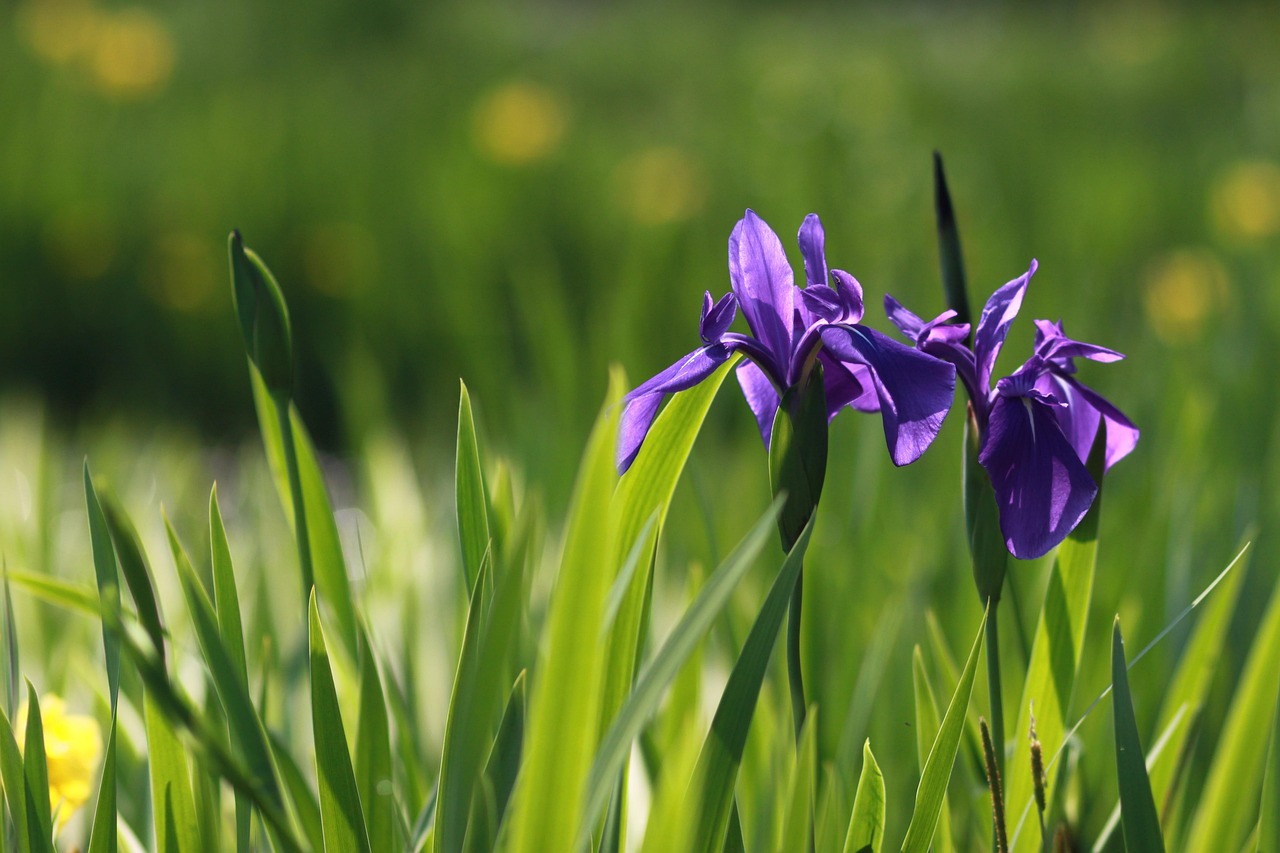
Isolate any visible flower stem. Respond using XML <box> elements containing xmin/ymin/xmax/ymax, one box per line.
<box><xmin>277</xmin><ymin>396</ymin><xmax>314</xmax><ymax>607</ymax></box>
<box><xmin>985</xmin><ymin>596</ymin><xmax>1005</xmax><ymax>809</ymax></box>
<box><xmin>787</xmin><ymin>568</ymin><xmax>806</xmax><ymax>743</ymax></box>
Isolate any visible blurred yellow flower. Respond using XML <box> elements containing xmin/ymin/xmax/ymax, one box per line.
<box><xmin>1210</xmin><ymin>160</ymin><xmax>1280</xmax><ymax>242</ymax></box>
<box><xmin>614</xmin><ymin>146</ymin><xmax>707</xmax><ymax>225</ymax></box>
<box><xmin>16</xmin><ymin>695</ymin><xmax>103</xmax><ymax>827</ymax></box>
<box><xmin>472</xmin><ymin>81</ymin><xmax>568</xmax><ymax>165</ymax></box>
<box><xmin>1142</xmin><ymin>248</ymin><xmax>1230</xmax><ymax>344</ymax></box>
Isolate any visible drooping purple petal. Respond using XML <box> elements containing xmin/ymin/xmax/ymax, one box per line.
<box><xmin>1033</xmin><ymin>319</ymin><xmax>1124</xmax><ymax>367</ymax></box>
<box><xmin>618</xmin><ymin>344</ymin><xmax>734</xmax><ymax>472</ymax></box>
<box><xmin>974</xmin><ymin>260</ymin><xmax>1036</xmax><ymax>390</ymax></box>
<box><xmin>1044</xmin><ymin>375</ymin><xmax>1140</xmax><ymax>470</ymax></box>
<box><xmin>820</xmin><ymin>324</ymin><xmax>956</xmax><ymax>466</ymax></box>
<box><xmin>801</xmin><ymin>285</ymin><xmax>845</xmax><ymax>323</ymax></box>
<box><xmin>818</xmin><ymin>353</ymin><xmax>875</xmax><ymax>417</ymax></box>
<box><xmin>798</xmin><ymin>214</ymin><xmax>827</xmax><ymax>288</ymax></box>
<box><xmin>700</xmin><ymin>291</ymin><xmax>737</xmax><ymax>343</ymax></box>
<box><xmin>883</xmin><ymin>294</ymin><xmax>927</xmax><ymax>341</ymax></box>
<box><xmin>979</xmin><ymin>393</ymin><xmax>1098</xmax><ymax>560</ymax></box>
<box><xmin>729</xmin><ymin>210</ymin><xmax>795</xmax><ymax>366</ymax></box>
<box><xmin>736</xmin><ymin>359</ymin><xmax>780</xmax><ymax>446</ymax></box>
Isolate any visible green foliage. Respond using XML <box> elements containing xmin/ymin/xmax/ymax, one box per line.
<box><xmin>1110</xmin><ymin>619</ymin><xmax>1165</xmax><ymax>853</ymax></box>
<box><xmin>845</xmin><ymin>740</ymin><xmax>885</xmax><ymax>853</ymax></box>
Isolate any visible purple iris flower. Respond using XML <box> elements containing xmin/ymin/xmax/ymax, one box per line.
<box><xmin>617</xmin><ymin>210</ymin><xmax>957</xmax><ymax>473</ymax></box>
<box><xmin>885</xmin><ymin>261</ymin><xmax>1139</xmax><ymax>559</ymax></box>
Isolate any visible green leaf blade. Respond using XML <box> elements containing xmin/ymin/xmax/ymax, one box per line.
<box><xmin>1111</xmin><ymin>619</ymin><xmax>1165</xmax><ymax>853</ymax></box>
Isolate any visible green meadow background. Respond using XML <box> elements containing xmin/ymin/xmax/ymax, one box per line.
<box><xmin>2</xmin><ymin>0</ymin><xmax>1279</xmax><ymax>847</ymax></box>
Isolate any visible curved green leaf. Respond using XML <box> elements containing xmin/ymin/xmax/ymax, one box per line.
<box><xmin>1111</xmin><ymin>619</ymin><xmax>1164</xmax><ymax>853</ymax></box>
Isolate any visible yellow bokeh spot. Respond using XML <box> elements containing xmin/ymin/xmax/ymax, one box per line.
<box><xmin>1142</xmin><ymin>248</ymin><xmax>1230</xmax><ymax>343</ymax></box>
<box><xmin>303</xmin><ymin>223</ymin><xmax>380</xmax><ymax>297</ymax></box>
<box><xmin>17</xmin><ymin>0</ymin><xmax>105</xmax><ymax>66</ymax></box>
<box><xmin>89</xmin><ymin>8</ymin><xmax>175</xmax><ymax>99</ymax></box>
<box><xmin>18</xmin><ymin>1</ymin><xmax>175</xmax><ymax>100</ymax></box>
<box><xmin>1210</xmin><ymin>160</ymin><xmax>1280</xmax><ymax>242</ymax></box>
<box><xmin>16</xmin><ymin>695</ymin><xmax>103</xmax><ymax>828</ymax></box>
<box><xmin>472</xmin><ymin>81</ymin><xmax>568</xmax><ymax>165</ymax></box>
<box><xmin>614</xmin><ymin>146</ymin><xmax>708</xmax><ymax>226</ymax></box>
<box><xmin>143</xmin><ymin>233</ymin><xmax>219</xmax><ymax>313</ymax></box>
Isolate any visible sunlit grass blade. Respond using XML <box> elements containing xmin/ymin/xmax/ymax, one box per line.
<box><xmin>1259</xmin><ymin>682</ymin><xmax>1280</xmax><ymax>853</ymax></box>
<box><xmin>355</xmin><ymin>628</ymin><xmax>396</xmax><ymax>853</ymax></box>
<box><xmin>308</xmin><ymin>592</ymin><xmax>372</xmax><ymax>853</ymax></box>
<box><xmin>270</xmin><ymin>731</ymin><xmax>326</xmax><ymax>851</ymax></box>
<box><xmin>250</xmin><ymin>366</ymin><xmax>358</xmax><ymax>659</ymax></box>
<box><xmin>456</xmin><ymin>380</ymin><xmax>491</xmax><ymax>598</ymax></box>
<box><xmin>814</xmin><ymin>765</ymin><xmax>847</xmax><ymax>853</ymax></box>
<box><xmin>1005</xmin><ymin>461</ymin><xmax>1103</xmax><ymax>853</ymax></box>
<box><xmin>165</xmin><ymin>518</ymin><xmax>287</xmax><ymax>832</ymax></box>
<box><xmin>778</xmin><ymin>707</ymin><xmax>818</xmax><ymax>853</ymax></box>
<box><xmin>505</xmin><ymin>372</ymin><xmax>622</xmax><ymax>853</ymax></box>
<box><xmin>84</xmin><ymin>465</ymin><xmax>121</xmax><ymax>709</ymax></box>
<box><xmin>1111</xmin><ymin>619</ymin><xmax>1165</xmax><ymax>853</ymax></box>
<box><xmin>902</xmin><ymin>608</ymin><xmax>986</xmax><ymax>853</ymax></box>
<box><xmin>3</xmin><ymin>572</ymin><xmax>100</xmax><ymax>618</ymax></box>
<box><xmin>1183</xmin><ymin>572</ymin><xmax>1280</xmax><ymax>851</ymax></box>
<box><xmin>100</xmin><ymin>496</ymin><xmax>166</xmax><ymax>660</ymax></box>
<box><xmin>1091</xmin><ymin>702</ymin><xmax>1188</xmax><ymax>851</ymax></box>
<box><xmin>581</xmin><ymin>497</ymin><xmax>782</xmax><ymax>840</ymax></box>
<box><xmin>638</xmin><ymin>722</ymin><xmax>703</xmax><ymax>853</ymax></box>
<box><xmin>144</xmin><ymin>691</ymin><xmax>203</xmax><ymax>852</ymax></box>
<box><xmin>844</xmin><ymin>739</ymin><xmax>885</xmax><ymax>853</ymax></box>
<box><xmin>912</xmin><ymin>648</ymin><xmax>952</xmax><ymax>853</ymax></box>
<box><xmin>1146</xmin><ymin>542</ymin><xmax>1250</xmax><ymax>815</ymax></box>
<box><xmin>22</xmin><ymin>683</ymin><xmax>54</xmax><ymax>853</ymax></box>
<box><xmin>0</xmin><ymin>702</ymin><xmax>32</xmax><ymax>853</ymax></box>
<box><xmin>86</xmin><ymin>715</ymin><xmax>117</xmax><ymax>853</ymax></box>
<box><xmin>689</xmin><ymin>517</ymin><xmax>814</xmax><ymax>853</ymax></box>
<box><xmin>480</xmin><ymin>670</ymin><xmax>525</xmax><ymax>843</ymax></box>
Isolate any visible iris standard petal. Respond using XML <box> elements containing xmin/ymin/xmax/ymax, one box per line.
<box><xmin>979</xmin><ymin>394</ymin><xmax>1098</xmax><ymax>560</ymax></box>
<box><xmin>736</xmin><ymin>359</ymin><xmax>781</xmax><ymax>446</ymax></box>
<box><xmin>617</xmin><ymin>344</ymin><xmax>734</xmax><ymax>472</ymax></box>
<box><xmin>729</xmin><ymin>210</ymin><xmax>795</xmax><ymax>365</ymax></box>
<box><xmin>700</xmin><ymin>291</ymin><xmax>737</xmax><ymax>342</ymax></box>
<box><xmin>974</xmin><ymin>260</ymin><xmax>1036</xmax><ymax>390</ymax></box>
<box><xmin>820</xmin><ymin>325</ymin><xmax>956</xmax><ymax>466</ymax></box>
<box><xmin>798</xmin><ymin>214</ymin><xmax>827</xmax><ymax>288</ymax></box>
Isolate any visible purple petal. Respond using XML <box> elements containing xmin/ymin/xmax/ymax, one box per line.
<box><xmin>979</xmin><ymin>394</ymin><xmax>1098</xmax><ymax>560</ymax></box>
<box><xmin>974</xmin><ymin>260</ymin><xmax>1036</xmax><ymax>391</ymax></box>
<box><xmin>798</xmin><ymin>214</ymin><xmax>827</xmax><ymax>288</ymax></box>
<box><xmin>829</xmin><ymin>270</ymin><xmax>865</xmax><ymax>323</ymax></box>
<box><xmin>1061</xmin><ymin>376</ymin><xmax>1140</xmax><ymax>470</ymax></box>
<box><xmin>729</xmin><ymin>210</ymin><xmax>795</xmax><ymax>365</ymax></box>
<box><xmin>818</xmin><ymin>352</ymin><xmax>875</xmax><ymax>417</ymax></box>
<box><xmin>883</xmin><ymin>293</ymin><xmax>927</xmax><ymax>341</ymax></box>
<box><xmin>618</xmin><ymin>344</ymin><xmax>733</xmax><ymax>472</ymax></box>
<box><xmin>801</xmin><ymin>285</ymin><xmax>845</xmax><ymax>323</ymax></box>
<box><xmin>700</xmin><ymin>291</ymin><xmax>737</xmax><ymax>343</ymax></box>
<box><xmin>1035</xmin><ymin>372</ymin><xmax>1101</xmax><ymax>466</ymax></box>
<box><xmin>820</xmin><ymin>325</ymin><xmax>957</xmax><ymax>466</ymax></box>
<box><xmin>736</xmin><ymin>360</ymin><xmax>780</xmax><ymax>446</ymax></box>
<box><xmin>1033</xmin><ymin>319</ymin><xmax>1124</xmax><ymax>365</ymax></box>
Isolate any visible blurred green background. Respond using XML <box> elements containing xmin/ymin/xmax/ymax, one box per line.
<box><xmin>3</xmin><ymin>0</ymin><xmax>1280</xmax><ymax>843</ymax></box>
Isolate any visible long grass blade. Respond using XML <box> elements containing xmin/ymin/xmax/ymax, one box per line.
<box><xmin>23</xmin><ymin>683</ymin><xmax>54</xmax><ymax>853</ymax></box>
<box><xmin>844</xmin><ymin>739</ymin><xmax>886</xmax><ymax>853</ymax></box>
<box><xmin>83</xmin><ymin>465</ymin><xmax>121</xmax><ymax>710</ymax></box>
<box><xmin>355</xmin><ymin>628</ymin><xmax>396</xmax><ymax>853</ymax></box>
<box><xmin>901</xmin><ymin>608</ymin><xmax>987</xmax><ymax>853</ymax></box>
<box><xmin>456</xmin><ymin>381</ymin><xmax>491</xmax><ymax>598</ymax></box>
<box><xmin>688</xmin><ymin>517</ymin><xmax>814</xmax><ymax>853</ymax></box>
<box><xmin>1259</xmin><ymin>682</ymin><xmax>1280</xmax><ymax>853</ymax></box>
<box><xmin>777</xmin><ymin>708</ymin><xmax>818</xmax><ymax>853</ymax></box>
<box><xmin>86</xmin><ymin>716</ymin><xmax>117</xmax><ymax>853</ymax></box>
<box><xmin>144</xmin><ymin>690</ymin><xmax>203</xmax><ymax>853</ymax></box>
<box><xmin>911</xmin><ymin>648</ymin><xmax>952</xmax><ymax>853</ymax></box>
<box><xmin>1111</xmin><ymin>619</ymin><xmax>1165</xmax><ymax>852</ymax></box>
<box><xmin>0</xmin><ymin>703</ymin><xmax>32</xmax><ymax>853</ymax></box>
<box><xmin>308</xmin><ymin>592</ymin><xmax>373</xmax><ymax>853</ymax></box>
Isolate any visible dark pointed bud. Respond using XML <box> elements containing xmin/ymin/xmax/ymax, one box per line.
<box><xmin>229</xmin><ymin>230</ymin><xmax>294</xmax><ymax>398</ymax></box>
<box><xmin>769</xmin><ymin>365</ymin><xmax>828</xmax><ymax>553</ymax></box>
<box><xmin>1030</xmin><ymin>706</ymin><xmax>1047</xmax><ymax>815</ymax></box>
<box><xmin>980</xmin><ymin>716</ymin><xmax>1010</xmax><ymax>853</ymax></box>
<box><xmin>933</xmin><ymin>152</ymin><xmax>973</xmax><ymax>338</ymax></box>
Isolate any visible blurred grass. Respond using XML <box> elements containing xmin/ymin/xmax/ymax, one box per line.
<box><xmin>1</xmin><ymin>0</ymin><xmax>1279</xmax><ymax>846</ymax></box>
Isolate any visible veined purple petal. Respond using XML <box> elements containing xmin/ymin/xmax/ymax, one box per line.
<box><xmin>884</xmin><ymin>293</ymin><xmax>927</xmax><ymax>341</ymax></box>
<box><xmin>736</xmin><ymin>360</ymin><xmax>780</xmax><ymax>447</ymax></box>
<box><xmin>820</xmin><ymin>324</ymin><xmax>956</xmax><ymax>466</ymax></box>
<box><xmin>974</xmin><ymin>260</ymin><xmax>1036</xmax><ymax>391</ymax></box>
<box><xmin>618</xmin><ymin>344</ymin><xmax>734</xmax><ymax>472</ymax></box>
<box><xmin>700</xmin><ymin>291</ymin><xmax>737</xmax><ymax>343</ymax></box>
<box><xmin>801</xmin><ymin>285</ymin><xmax>845</xmax><ymax>323</ymax></box>
<box><xmin>1041</xmin><ymin>374</ymin><xmax>1140</xmax><ymax>470</ymax></box>
<box><xmin>818</xmin><ymin>353</ymin><xmax>875</xmax><ymax>417</ymax></box>
<box><xmin>798</xmin><ymin>214</ymin><xmax>827</xmax><ymax>288</ymax></box>
<box><xmin>1033</xmin><ymin>319</ymin><xmax>1124</xmax><ymax>366</ymax></box>
<box><xmin>829</xmin><ymin>270</ymin><xmax>865</xmax><ymax>323</ymax></box>
<box><xmin>729</xmin><ymin>211</ymin><xmax>795</xmax><ymax>366</ymax></box>
<box><xmin>979</xmin><ymin>394</ymin><xmax>1098</xmax><ymax>560</ymax></box>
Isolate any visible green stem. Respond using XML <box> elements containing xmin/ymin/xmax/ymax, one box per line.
<box><xmin>277</xmin><ymin>396</ymin><xmax>314</xmax><ymax>606</ymax></box>
<box><xmin>985</xmin><ymin>596</ymin><xmax>1005</xmax><ymax>806</ymax></box>
<box><xmin>787</xmin><ymin>568</ymin><xmax>806</xmax><ymax>743</ymax></box>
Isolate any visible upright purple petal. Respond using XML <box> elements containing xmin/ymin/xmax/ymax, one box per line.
<box><xmin>974</xmin><ymin>260</ymin><xmax>1036</xmax><ymax>391</ymax></box>
<box><xmin>736</xmin><ymin>360</ymin><xmax>780</xmax><ymax>446</ymax></box>
<box><xmin>820</xmin><ymin>325</ymin><xmax>956</xmax><ymax>466</ymax></box>
<box><xmin>979</xmin><ymin>393</ymin><xmax>1098</xmax><ymax>559</ymax></box>
<box><xmin>618</xmin><ymin>344</ymin><xmax>734</xmax><ymax>472</ymax></box>
<box><xmin>729</xmin><ymin>210</ymin><xmax>795</xmax><ymax>365</ymax></box>
<box><xmin>798</xmin><ymin>214</ymin><xmax>827</xmax><ymax>288</ymax></box>
<box><xmin>883</xmin><ymin>294</ymin><xmax>927</xmax><ymax>341</ymax></box>
<box><xmin>700</xmin><ymin>291</ymin><xmax>737</xmax><ymax>342</ymax></box>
